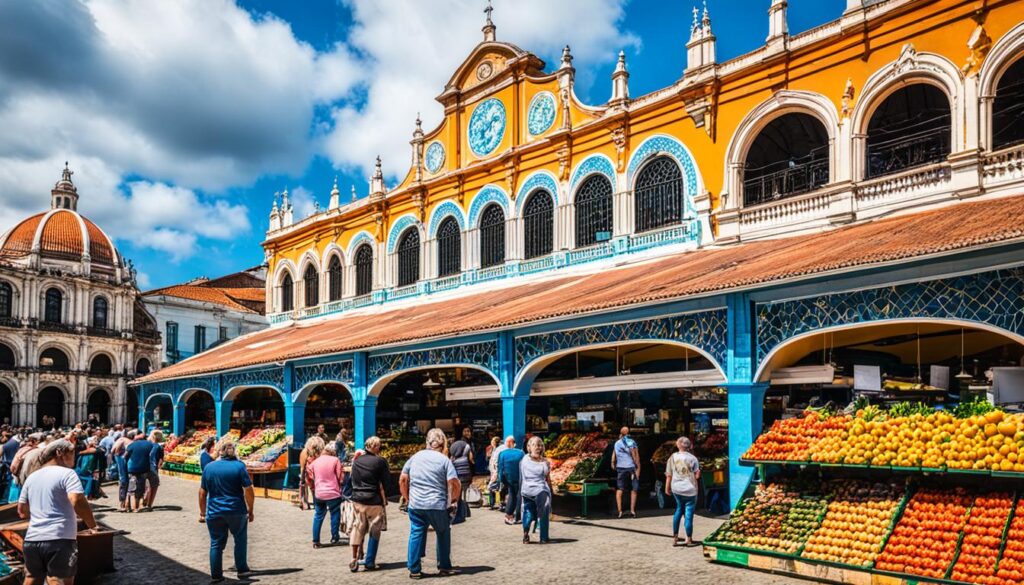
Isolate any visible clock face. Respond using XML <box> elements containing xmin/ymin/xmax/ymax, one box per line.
<box><xmin>425</xmin><ymin>141</ymin><xmax>445</xmax><ymax>174</ymax></box>
<box><xmin>527</xmin><ymin>91</ymin><xmax>557</xmax><ymax>137</ymax></box>
<box><xmin>476</xmin><ymin>61</ymin><xmax>493</xmax><ymax>81</ymax></box>
<box><xmin>467</xmin><ymin>98</ymin><xmax>506</xmax><ymax>157</ymax></box>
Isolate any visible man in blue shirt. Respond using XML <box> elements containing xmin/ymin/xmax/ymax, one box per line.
<box><xmin>144</xmin><ymin>431</ymin><xmax>164</xmax><ymax>511</ymax></box>
<box><xmin>399</xmin><ymin>428</ymin><xmax>460</xmax><ymax>579</ymax></box>
<box><xmin>612</xmin><ymin>426</ymin><xmax>641</xmax><ymax>518</ymax></box>
<box><xmin>496</xmin><ymin>437</ymin><xmax>525</xmax><ymax>524</ymax></box>
<box><xmin>0</xmin><ymin>431</ymin><xmax>16</xmax><ymax>503</ymax></box>
<box><xmin>124</xmin><ymin>433</ymin><xmax>152</xmax><ymax>512</ymax></box>
<box><xmin>200</xmin><ymin>441</ymin><xmax>254</xmax><ymax>583</ymax></box>
<box><xmin>99</xmin><ymin>429</ymin><xmax>116</xmax><ymax>482</ymax></box>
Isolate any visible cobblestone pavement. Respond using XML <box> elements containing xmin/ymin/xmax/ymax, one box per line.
<box><xmin>91</xmin><ymin>476</ymin><xmax>807</xmax><ymax>585</ymax></box>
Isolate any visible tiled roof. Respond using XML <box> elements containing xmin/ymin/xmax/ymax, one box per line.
<box><xmin>0</xmin><ymin>210</ymin><xmax>118</xmax><ymax>266</ymax></box>
<box><xmin>136</xmin><ymin>195</ymin><xmax>1024</xmax><ymax>384</ymax></box>
<box><xmin>143</xmin><ymin>284</ymin><xmax>265</xmax><ymax>314</ymax></box>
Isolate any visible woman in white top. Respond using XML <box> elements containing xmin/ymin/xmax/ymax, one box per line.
<box><xmin>519</xmin><ymin>436</ymin><xmax>552</xmax><ymax>544</ymax></box>
<box><xmin>664</xmin><ymin>436</ymin><xmax>701</xmax><ymax>546</ymax></box>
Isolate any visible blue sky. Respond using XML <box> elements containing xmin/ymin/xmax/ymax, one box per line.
<box><xmin>0</xmin><ymin>0</ymin><xmax>844</xmax><ymax>289</ymax></box>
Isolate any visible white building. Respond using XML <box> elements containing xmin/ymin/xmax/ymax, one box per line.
<box><xmin>142</xmin><ymin>267</ymin><xmax>267</xmax><ymax>366</ymax></box>
<box><xmin>0</xmin><ymin>165</ymin><xmax>162</xmax><ymax>426</ymax></box>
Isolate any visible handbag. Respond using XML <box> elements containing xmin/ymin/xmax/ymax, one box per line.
<box><xmin>451</xmin><ymin>500</ymin><xmax>470</xmax><ymax>525</ymax></box>
<box><xmin>465</xmin><ymin>484</ymin><xmax>483</xmax><ymax>507</ymax></box>
<box><xmin>339</xmin><ymin>500</ymin><xmax>355</xmax><ymax>534</ymax></box>
<box><xmin>379</xmin><ymin>505</ymin><xmax>388</xmax><ymax>532</ymax></box>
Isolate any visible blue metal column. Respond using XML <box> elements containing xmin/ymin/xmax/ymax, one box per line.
<box><xmin>215</xmin><ymin>400</ymin><xmax>233</xmax><ymax>438</ymax></box>
<box><xmin>284</xmin><ymin>403</ymin><xmax>306</xmax><ymax>445</ymax></box>
<box><xmin>497</xmin><ymin>331</ymin><xmax>526</xmax><ymax>445</ymax></box>
<box><xmin>501</xmin><ymin>396</ymin><xmax>528</xmax><ymax>447</ymax></box>
<box><xmin>351</xmin><ymin>352</ymin><xmax>373</xmax><ymax>449</ymax></box>
<box><xmin>172</xmin><ymin>402</ymin><xmax>186</xmax><ymax>437</ymax></box>
<box><xmin>725</xmin><ymin>292</ymin><xmax>766</xmax><ymax>510</ymax></box>
<box><xmin>135</xmin><ymin>386</ymin><xmax>145</xmax><ymax>431</ymax></box>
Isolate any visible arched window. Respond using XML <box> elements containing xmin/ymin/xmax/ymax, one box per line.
<box><xmin>575</xmin><ymin>175</ymin><xmax>614</xmax><ymax>247</ymax></box>
<box><xmin>39</xmin><ymin>347</ymin><xmax>69</xmax><ymax>371</ymax></box>
<box><xmin>0</xmin><ymin>282</ymin><xmax>11</xmax><ymax>319</ymax></box>
<box><xmin>327</xmin><ymin>256</ymin><xmax>343</xmax><ymax>302</ymax></box>
<box><xmin>396</xmin><ymin>228</ymin><xmax>420</xmax><ymax>287</ymax></box>
<box><xmin>866</xmin><ymin>84</ymin><xmax>951</xmax><ymax>179</ymax></box>
<box><xmin>281</xmin><ymin>273</ymin><xmax>294</xmax><ymax>312</ymax></box>
<box><xmin>743</xmin><ymin>113</ymin><xmax>830</xmax><ymax>206</ymax></box>
<box><xmin>634</xmin><ymin>156</ymin><xmax>684</xmax><ymax>233</ymax></box>
<box><xmin>303</xmin><ymin>264</ymin><xmax>319</xmax><ymax>307</ymax></box>
<box><xmin>0</xmin><ymin>343</ymin><xmax>14</xmax><ymax>369</ymax></box>
<box><xmin>44</xmin><ymin>288</ymin><xmax>62</xmax><ymax>324</ymax></box>
<box><xmin>436</xmin><ymin>217</ymin><xmax>462</xmax><ymax>278</ymax></box>
<box><xmin>479</xmin><ymin>204</ymin><xmax>506</xmax><ymax>268</ymax></box>
<box><xmin>355</xmin><ymin>245</ymin><xmax>373</xmax><ymax>296</ymax></box>
<box><xmin>89</xmin><ymin>354</ymin><xmax>112</xmax><ymax>375</ymax></box>
<box><xmin>135</xmin><ymin>358</ymin><xmax>151</xmax><ymax>376</ymax></box>
<box><xmin>993</xmin><ymin>57</ymin><xmax>1024</xmax><ymax>150</ymax></box>
<box><xmin>92</xmin><ymin>297</ymin><xmax>108</xmax><ymax>329</ymax></box>
<box><xmin>523</xmin><ymin>190</ymin><xmax>554</xmax><ymax>260</ymax></box>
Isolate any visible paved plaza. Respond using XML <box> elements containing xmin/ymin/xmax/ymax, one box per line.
<box><xmin>91</xmin><ymin>476</ymin><xmax>804</xmax><ymax>585</ymax></box>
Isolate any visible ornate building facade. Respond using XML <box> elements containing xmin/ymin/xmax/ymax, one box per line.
<box><xmin>0</xmin><ymin>166</ymin><xmax>161</xmax><ymax>426</ymax></box>
<box><xmin>139</xmin><ymin>0</ymin><xmax>1024</xmax><ymax>507</ymax></box>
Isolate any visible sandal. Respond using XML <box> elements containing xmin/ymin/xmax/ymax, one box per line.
<box><xmin>349</xmin><ymin>559</ymin><xmax>359</xmax><ymax>572</ymax></box>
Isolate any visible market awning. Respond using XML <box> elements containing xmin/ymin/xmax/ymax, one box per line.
<box><xmin>135</xmin><ymin>194</ymin><xmax>1024</xmax><ymax>384</ymax></box>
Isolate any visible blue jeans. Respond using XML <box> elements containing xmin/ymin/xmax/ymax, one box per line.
<box><xmin>363</xmin><ymin>535</ymin><xmax>380</xmax><ymax>567</ymax></box>
<box><xmin>672</xmin><ymin>494</ymin><xmax>697</xmax><ymax>538</ymax></box>
<box><xmin>503</xmin><ymin>482</ymin><xmax>520</xmax><ymax>520</ymax></box>
<box><xmin>207</xmin><ymin>513</ymin><xmax>249</xmax><ymax>579</ymax></box>
<box><xmin>522</xmin><ymin>495</ymin><xmax>549</xmax><ymax>541</ymax></box>
<box><xmin>312</xmin><ymin>497</ymin><xmax>341</xmax><ymax>543</ymax></box>
<box><xmin>407</xmin><ymin>508</ymin><xmax>452</xmax><ymax>574</ymax></box>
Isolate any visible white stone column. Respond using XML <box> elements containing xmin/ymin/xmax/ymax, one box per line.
<box><xmin>964</xmin><ymin>74</ymin><xmax>980</xmax><ymax>152</ymax></box>
<box><xmin>466</xmin><ymin>228</ymin><xmax>480</xmax><ymax>270</ymax></box>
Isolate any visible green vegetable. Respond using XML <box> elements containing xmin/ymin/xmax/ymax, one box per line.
<box><xmin>952</xmin><ymin>396</ymin><xmax>994</xmax><ymax>419</ymax></box>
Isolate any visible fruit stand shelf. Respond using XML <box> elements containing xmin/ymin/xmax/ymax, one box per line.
<box><xmin>739</xmin><ymin>459</ymin><xmax>1024</xmax><ymax>478</ymax></box>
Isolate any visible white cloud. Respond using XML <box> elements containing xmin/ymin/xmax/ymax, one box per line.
<box><xmin>322</xmin><ymin>0</ymin><xmax>638</xmax><ymax>181</ymax></box>
<box><xmin>288</xmin><ymin>186</ymin><xmax>319</xmax><ymax>220</ymax></box>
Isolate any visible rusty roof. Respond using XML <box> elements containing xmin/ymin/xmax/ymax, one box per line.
<box><xmin>136</xmin><ymin>195</ymin><xmax>1024</xmax><ymax>384</ymax></box>
<box><xmin>143</xmin><ymin>284</ymin><xmax>265</xmax><ymax>314</ymax></box>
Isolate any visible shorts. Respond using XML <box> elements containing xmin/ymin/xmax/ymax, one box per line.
<box><xmin>350</xmin><ymin>502</ymin><xmax>385</xmax><ymax>543</ymax></box>
<box><xmin>24</xmin><ymin>540</ymin><xmax>78</xmax><ymax>579</ymax></box>
<box><xmin>616</xmin><ymin>469</ymin><xmax>639</xmax><ymax>491</ymax></box>
<box><xmin>147</xmin><ymin>470</ymin><xmax>160</xmax><ymax>488</ymax></box>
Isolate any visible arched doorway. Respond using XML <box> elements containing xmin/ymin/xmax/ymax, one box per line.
<box><xmin>742</xmin><ymin>112</ymin><xmax>829</xmax><ymax>206</ymax></box>
<box><xmin>0</xmin><ymin>384</ymin><xmax>12</xmax><ymax>425</ymax></box>
<box><xmin>37</xmin><ymin>386</ymin><xmax>65</xmax><ymax>428</ymax></box>
<box><xmin>89</xmin><ymin>354</ymin><xmax>113</xmax><ymax>375</ymax></box>
<box><xmin>87</xmin><ymin>389</ymin><xmax>111</xmax><ymax>424</ymax></box>
<box><xmin>39</xmin><ymin>347</ymin><xmax>70</xmax><ymax>372</ymax></box>
<box><xmin>300</xmin><ymin>384</ymin><xmax>353</xmax><ymax>440</ymax></box>
<box><xmin>184</xmin><ymin>390</ymin><xmax>215</xmax><ymax>431</ymax></box>
<box><xmin>228</xmin><ymin>387</ymin><xmax>284</xmax><ymax>434</ymax></box>
<box><xmin>145</xmin><ymin>394</ymin><xmax>173</xmax><ymax>434</ymax></box>
<box><xmin>865</xmin><ymin>84</ymin><xmax>951</xmax><ymax>179</ymax></box>
<box><xmin>518</xmin><ymin>342</ymin><xmax>728</xmax><ymax>504</ymax></box>
<box><xmin>0</xmin><ymin>343</ymin><xmax>15</xmax><ymax>369</ymax></box>
<box><xmin>373</xmin><ymin>367</ymin><xmax>501</xmax><ymax>473</ymax></box>
<box><xmin>756</xmin><ymin>320</ymin><xmax>1024</xmax><ymax>429</ymax></box>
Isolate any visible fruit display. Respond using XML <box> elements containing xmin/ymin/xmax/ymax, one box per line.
<box><xmin>709</xmin><ymin>479</ymin><xmax>829</xmax><ymax>554</ymax></box>
<box><xmin>744</xmin><ymin>405</ymin><xmax>1024</xmax><ymax>474</ymax></box>
<box><xmin>949</xmin><ymin>492</ymin><xmax>1014</xmax><ymax>583</ymax></box>
<box><xmin>800</xmin><ymin>480</ymin><xmax>903</xmax><ymax>567</ymax></box>
<box><xmin>379</xmin><ymin>440</ymin><xmax>422</xmax><ymax>471</ymax></box>
<box><xmin>164</xmin><ymin>429</ymin><xmax>216</xmax><ymax>464</ymax></box>
<box><xmin>545</xmin><ymin>433</ymin><xmax>599</xmax><ymax>460</ymax></box>
<box><xmin>875</xmin><ymin>487</ymin><xmax>973</xmax><ymax>579</ymax></box>
<box><xmin>994</xmin><ymin>504</ymin><xmax>1024</xmax><ymax>584</ymax></box>
<box><xmin>549</xmin><ymin>434</ymin><xmax>609</xmax><ymax>488</ymax></box>
<box><xmin>242</xmin><ymin>438</ymin><xmax>291</xmax><ymax>471</ymax></box>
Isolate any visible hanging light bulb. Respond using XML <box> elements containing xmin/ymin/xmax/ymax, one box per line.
<box><xmin>955</xmin><ymin>327</ymin><xmax>972</xmax><ymax>380</ymax></box>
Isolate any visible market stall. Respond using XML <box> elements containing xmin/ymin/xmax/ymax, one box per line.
<box><xmin>302</xmin><ymin>383</ymin><xmax>352</xmax><ymax>439</ymax></box>
<box><xmin>163</xmin><ymin>427</ymin><xmax>219</xmax><ymax>475</ymax></box>
<box><xmin>704</xmin><ymin>400</ymin><xmax>1024</xmax><ymax>585</ymax></box>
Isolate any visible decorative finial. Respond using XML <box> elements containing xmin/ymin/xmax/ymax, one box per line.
<box><xmin>60</xmin><ymin>162</ymin><xmax>73</xmax><ymax>185</ymax></box>
<box><xmin>560</xmin><ymin>45</ymin><xmax>573</xmax><ymax>69</ymax></box>
<box><xmin>482</xmin><ymin>0</ymin><xmax>496</xmax><ymax>42</ymax></box>
<box><xmin>484</xmin><ymin>0</ymin><xmax>493</xmax><ymax>25</ymax></box>
<box><xmin>615</xmin><ymin>50</ymin><xmax>627</xmax><ymax>72</ymax></box>
<box><xmin>413</xmin><ymin>113</ymin><xmax>423</xmax><ymax>139</ymax></box>
<box><xmin>331</xmin><ymin>176</ymin><xmax>339</xmax><ymax>195</ymax></box>
<box><xmin>702</xmin><ymin>0</ymin><xmax>710</xmax><ymax>26</ymax></box>
<box><xmin>692</xmin><ymin>6</ymin><xmax>699</xmax><ymax>31</ymax></box>
<box><xmin>375</xmin><ymin>156</ymin><xmax>382</xmax><ymax>176</ymax></box>
<box><xmin>350</xmin><ymin>185</ymin><xmax>357</xmax><ymax>203</ymax></box>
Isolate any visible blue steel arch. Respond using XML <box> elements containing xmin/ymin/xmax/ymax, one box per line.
<box><xmin>755</xmin><ymin>269</ymin><xmax>1024</xmax><ymax>378</ymax></box>
<box><xmin>367</xmin><ymin>341</ymin><xmax>500</xmax><ymax>395</ymax></box>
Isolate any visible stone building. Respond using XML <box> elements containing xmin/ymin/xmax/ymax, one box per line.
<box><xmin>0</xmin><ymin>165</ymin><xmax>161</xmax><ymax>426</ymax></box>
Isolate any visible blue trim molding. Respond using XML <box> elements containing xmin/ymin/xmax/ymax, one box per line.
<box><xmin>756</xmin><ymin>268</ymin><xmax>1024</xmax><ymax>367</ymax></box>
<box><xmin>626</xmin><ymin>134</ymin><xmax>699</xmax><ymax>215</ymax></box>
<box><xmin>569</xmin><ymin>154</ymin><xmax>616</xmax><ymax>194</ymax></box>
<box><xmin>222</xmin><ymin>366</ymin><xmax>285</xmax><ymax>393</ymax></box>
<box><xmin>427</xmin><ymin>201</ymin><xmax>467</xmax><ymax>237</ymax></box>
<box><xmin>514</xmin><ymin>309</ymin><xmax>728</xmax><ymax>374</ymax></box>
<box><xmin>467</xmin><ymin>185</ymin><xmax>511</xmax><ymax>227</ymax></box>
<box><xmin>294</xmin><ymin>360</ymin><xmax>354</xmax><ymax>391</ymax></box>
<box><xmin>386</xmin><ymin>215</ymin><xmax>422</xmax><ymax>254</ymax></box>
<box><xmin>368</xmin><ymin>341</ymin><xmax>500</xmax><ymax>383</ymax></box>
<box><xmin>515</xmin><ymin>171</ymin><xmax>560</xmax><ymax>212</ymax></box>
<box><xmin>347</xmin><ymin>231</ymin><xmax>376</xmax><ymax>258</ymax></box>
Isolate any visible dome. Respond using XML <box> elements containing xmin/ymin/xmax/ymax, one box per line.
<box><xmin>0</xmin><ymin>165</ymin><xmax>121</xmax><ymax>270</ymax></box>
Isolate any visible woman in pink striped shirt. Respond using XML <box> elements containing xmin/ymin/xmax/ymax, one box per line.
<box><xmin>307</xmin><ymin>440</ymin><xmax>345</xmax><ymax>548</ymax></box>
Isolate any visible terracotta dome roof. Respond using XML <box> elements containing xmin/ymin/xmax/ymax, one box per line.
<box><xmin>0</xmin><ymin>208</ymin><xmax>120</xmax><ymax>268</ymax></box>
